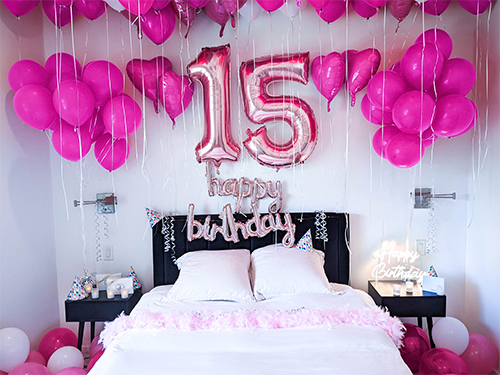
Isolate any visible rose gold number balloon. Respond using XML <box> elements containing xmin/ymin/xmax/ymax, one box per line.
<box><xmin>187</xmin><ymin>45</ymin><xmax>241</xmax><ymax>167</ymax></box>
<box><xmin>239</xmin><ymin>52</ymin><xmax>318</xmax><ymax>169</ymax></box>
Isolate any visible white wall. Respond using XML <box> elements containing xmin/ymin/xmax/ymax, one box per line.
<box><xmin>0</xmin><ymin>6</ymin><xmax>60</xmax><ymax>347</ymax></box>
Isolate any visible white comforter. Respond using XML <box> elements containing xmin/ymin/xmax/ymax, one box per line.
<box><xmin>89</xmin><ymin>285</ymin><xmax>411</xmax><ymax>375</ymax></box>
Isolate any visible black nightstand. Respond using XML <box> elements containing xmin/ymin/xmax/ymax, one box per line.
<box><xmin>65</xmin><ymin>289</ymin><xmax>142</xmax><ymax>349</ymax></box>
<box><xmin>368</xmin><ymin>280</ymin><xmax>446</xmax><ymax>347</ymax></box>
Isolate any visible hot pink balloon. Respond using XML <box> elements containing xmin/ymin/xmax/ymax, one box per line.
<box><xmin>451</xmin><ymin>99</ymin><xmax>477</xmax><ymax>137</ymax></box>
<box><xmin>432</xmin><ymin>94</ymin><xmax>475</xmax><ymax>137</ymax></box>
<box><xmin>435</xmin><ymin>58</ymin><xmax>476</xmax><ymax>98</ymax></box>
<box><xmin>187</xmin><ymin>0</ymin><xmax>209</xmax><ymax>7</ymax></box>
<box><xmin>89</xmin><ymin>336</ymin><xmax>103</xmax><ymax>359</ymax></box>
<box><xmin>344</xmin><ymin>48</ymin><xmax>381</xmax><ymax>106</ymax></box>
<box><xmin>25</xmin><ymin>350</ymin><xmax>47</xmax><ymax>366</ymax></box>
<box><xmin>94</xmin><ymin>133</ymin><xmax>130</xmax><ymax>171</ymax></box>
<box><xmin>126</xmin><ymin>57</ymin><xmax>173</xmax><ymax>113</ymax></box>
<box><xmin>386</xmin><ymin>132</ymin><xmax>424</xmax><ymax>168</ymax></box>
<box><xmin>118</xmin><ymin>0</ymin><xmax>154</xmax><ymax>14</ymax></box>
<box><xmin>315</xmin><ymin>0</ymin><xmax>346</xmax><ymax>22</ymax></box>
<box><xmin>401</xmin><ymin>42</ymin><xmax>444</xmax><ymax>91</ymax></box>
<box><xmin>311</xmin><ymin>52</ymin><xmax>345</xmax><ymax>111</ymax></box>
<box><xmin>48</xmin><ymin>72</ymin><xmax>80</xmax><ymax>92</ymax></box>
<box><xmin>255</xmin><ymin>0</ymin><xmax>285</xmax><ymax>12</ymax></box>
<box><xmin>361</xmin><ymin>94</ymin><xmax>393</xmax><ymax>125</ymax></box>
<box><xmin>86</xmin><ymin>349</ymin><xmax>104</xmax><ymax>372</ymax></box>
<box><xmin>81</xmin><ymin>109</ymin><xmax>106</xmax><ymax>142</ymax></box>
<box><xmin>220</xmin><ymin>0</ymin><xmax>246</xmax><ymax>27</ymax></box>
<box><xmin>350</xmin><ymin>0</ymin><xmax>377</xmax><ymax>18</ymax></box>
<box><xmin>9</xmin><ymin>363</ymin><xmax>51</xmax><ymax>375</ymax></box>
<box><xmin>399</xmin><ymin>323</ymin><xmax>431</xmax><ymax>373</ymax></box>
<box><xmin>457</xmin><ymin>0</ymin><xmax>492</xmax><ymax>14</ymax></box>
<box><xmin>54</xmin><ymin>367</ymin><xmax>87</xmax><ymax>375</ymax></box>
<box><xmin>82</xmin><ymin>60</ymin><xmax>124</xmax><ymax>107</ymax></box>
<box><xmin>372</xmin><ymin>125</ymin><xmax>401</xmax><ymax>158</ymax></box>
<box><xmin>415</xmin><ymin>28</ymin><xmax>453</xmax><ymax>60</ymax></box>
<box><xmin>2</xmin><ymin>0</ymin><xmax>40</xmax><ymax>16</ymax></box>
<box><xmin>203</xmin><ymin>0</ymin><xmax>230</xmax><ymax>36</ymax></box>
<box><xmin>367</xmin><ymin>70</ymin><xmax>407</xmax><ymax>112</ymax></box>
<box><xmin>53</xmin><ymin>80</ymin><xmax>95</xmax><ymax>126</ymax></box>
<box><xmin>159</xmin><ymin>71</ymin><xmax>195</xmax><ymax>126</ymax></box>
<box><xmin>9</xmin><ymin>60</ymin><xmax>49</xmax><ymax>93</ymax></box>
<box><xmin>102</xmin><ymin>94</ymin><xmax>142</xmax><ymax>138</ymax></box>
<box><xmin>140</xmin><ymin>5</ymin><xmax>177</xmax><ymax>44</ymax></box>
<box><xmin>460</xmin><ymin>333</ymin><xmax>499</xmax><ymax>375</ymax></box>
<box><xmin>422</xmin><ymin>127</ymin><xmax>437</xmax><ymax>146</ymax></box>
<box><xmin>420</xmin><ymin>348</ymin><xmax>470</xmax><ymax>375</ymax></box>
<box><xmin>387</xmin><ymin>0</ymin><xmax>412</xmax><ymax>22</ymax></box>
<box><xmin>306</xmin><ymin>0</ymin><xmax>330</xmax><ymax>10</ymax></box>
<box><xmin>363</xmin><ymin>0</ymin><xmax>387</xmax><ymax>7</ymax></box>
<box><xmin>45</xmin><ymin>53</ymin><xmax>82</xmax><ymax>78</ymax></box>
<box><xmin>74</xmin><ymin>0</ymin><xmax>107</xmax><ymax>19</ymax></box>
<box><xmin>13</xmin><ymin>84</ymin><xmax>58</xmax><ymax>130</ymax></box>
<box><xmin>170</xmin><ymin>0</ymin><xmax>196</xmax><ymax>36</ymax></box>
<box><xmin>52</xmin><ymin>119</ymin><xmax>93</xmax><ymax>161</ymax></box>
<box><xmin>153</xmin><ymin>0</ymin><xmax>171</xmax><ymax>8</ymax></box>
<box><xmin>418</xmin><ymin>0</ymin><xmax>451</xmax><ymax>15</ymax></box>
<box><xmin>392</xmin><ymin>91</ymin><xmax>435</xmax><ymax>134</ymax></box>
<box><xmin>55</xmin><ymin>0</ymin><xmax>73</xmax><ymax>6</ymax></box>
<box><xmin>42</xmin><ymin>0</ymin><xmax>80</xmax><ymax>27</ymax></box>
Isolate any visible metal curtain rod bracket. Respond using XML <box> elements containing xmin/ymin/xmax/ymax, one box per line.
<box><xmin>411</xmin><ymin>188</ymin><xmax>456</xmax><ymax>209</ymax></box>
<box><xmin>74</xmin><ymin>193</ymin><xmax>117</xmax><ymax>214</ymax></box>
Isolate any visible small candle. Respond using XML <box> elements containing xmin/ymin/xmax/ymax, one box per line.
<box><xmin>107</xmin><ymin>289</ymin><xmax>114</xmax><ymax>299</ymax></box>
<box><xmin>84</xmin><ymin>283</ymin><xmax>92</xmax><ymax>294</ymax></box>
<box><xmin>91</xmin><ymin>288</ymin><xmax>99</xmax><ymax>299</ymax></box>
<box><xmin>405</xmin><ymin>281</ymin><xmax>414</xmax><ymax>293</ymax></box>
<box><xmin>393</xmin><ymin>284</ymin><xmax>401</xmax><ymax>296</ymax></box>
<box><xmin>121</xmin><ymin>289</ymin><xmax>128</xmax><ymax>299</ymax></box>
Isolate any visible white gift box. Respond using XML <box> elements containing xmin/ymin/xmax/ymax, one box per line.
<box><xmin>422</xmin><ymin>275</ymin><xmax>445</xmax><ymax>295</ymax></box>
<box><xmin>96</xmin><ymin>273</ymin><xmax>122</xmax><ymax>290</ymax></box>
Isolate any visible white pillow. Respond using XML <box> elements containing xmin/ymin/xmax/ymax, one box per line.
<box><xmin>251</xmin><ymin>243</ymin><xmax>331</xmax><ymax>300</ymax></box>
<box><xmin>166</xmin><ymin>249</ymin><xmax>255</xmax><ymax>303</ymax></box>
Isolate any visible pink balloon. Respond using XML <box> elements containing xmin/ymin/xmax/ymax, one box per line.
<box><xmin>52</xmin><ymin>119</ymin><xmax>92</xmax><ymax>161</ymax></box>
<box><xmin>367</xmin><ymin>70</ymin><xmax>407</xmax><ymax>112</ymax></box>
<box><xmin>315</xmin><ymin>0</ymin><xmax>346</xmax><ymax>22</ymax></box>
<box><xmin>126</xmin><ymin>57</ymin><xmax>173</xmax><ymax>113</ymax></box>
<box><xmin>25</xmin><ymin>350</ymin><xmax>46</xmax><ymax>366</ymax></box>
<box><xmin>386</xmin><ymin>132</ymin><xmax>424</xmax><ymax>168</ymax></box>
<box><xmin>361</xmin><ymin>94</ymin><xmax>393</xmax><ymax>125</ymax></box>
<box><xmin>203</xmin><ymin>0</ymin><xmax>230</xmax><ymax>36</ymax></box>
<box><xmin>422</xmin><ymin>127</ymin><xmax>437</xmax><ymax>146</ymax></box>
<box><xmin>45</xmin><ymin>53</ymin><xmax>82</xmax><ymax>78</ymax></box>
<box><xmin>153</xmin><ymin>0</ymin><xmax>171</xmax><ymax>8</ymax></box>
<box><xmin>94</xmin><ymin>133</ymin><xmax>130</xmax><ymax>171</ymax></box>
<box><xmin>89</xmin><ymin>336</ymin><xmax>103</xmax><ymax>359</ymax></box>
<box><xmin>14</xmin><ymin>84</ymin><xmax>58</xmax><ymax>130</ymax></box>
<box><xmin>255</xmin><ymin>0</ymin><xmax>285</xmax><ymax>12</ymax></box>
<box><xmin>9</xmin><ymin>363</ymin><xmax>51</xmax><ymax>375</ymax></box>
<box><xmin>2</xmin><ymin>0</ymin><xmax>40</xmax><ymax>16</ymax></box>
<box><xmin>170</xmin><ymin>0</ymin><xmax>196</xmax><ymax>36</ymax></box>
<box><xmin>42</xmin><ymin>0</ymin><xmax>80</xmax><ymax>27</ymax></box>
<box><xmin>54</xmin><ymin>367</ymin><xmax>87</xmax><ymax>375</ymax></box>
<box><xmin>420</xmin><ymin>348</ymin><xmax>470</xmax><ymax>375</ymax></box>
<box><xmin>140</xmin><ymin>5</ymin><xmax>177</xmax><ymax>44</ymax></box>
<box><xmin>344</xmin><ymin>48</ymin><xmax>381</xmax><ymax>106</ymax></box>
<box><xmin>74</xmin><ymin>0</ymin><xmax>107</xmax><ymax>19</ymax></box>
<box><xmin>460</xmin><ymin>333</ymin><xmax>499</xmax><ymax>375</ymax></box>
<box><xmin>38</xmin><ymin>329</ymin><xmax>77</xmax><ymax>362</ymax></box>
<box><xmin>451</xmin><ymin>99</ymin><xmax>477</xmax><ymax>137</ymax></box>
<box><xmin>55</xmin><ymin>0</ymin><xmax>73</xmax><ymax>6</ymax></box>
<box><xmin>418</xmin><ymin>0</ymin><xmax>451</xmax><ymax>15</ymax></box>
<box><xmin>53</xmin><ymin>80</ymin><xmax>95</xmax><ymax>127</ymax></box>
<box><xmin>9</xmin><ymin>60</ymin><xmax>49</xmax><ymax>93</ymax></box>
<box><xmin>415</xmin><ymin>28</ymin><xmax>453</xmax><ymax>60</ymax></box>
<box><xmin>306</xmin><ymin>0</ymin><xmax>330</xmax><ymax>10</ymax></box>
<box><xmin>435</xmin><ymin>58</ymin><xmax>476</xmax><ymax>98</ymax></box>
<box><xmin>372</xmin><ymin>125</ymin><xmax>401</xmax><ymax>158</ymax></box>
<box><xmin>311</xmin><ymin>52</ymin><xmax>345</xmax><ymax>111</ymax></box>
<box><xmin>387</xmin><ymin>0</ymin><xmax>412</xmax><ymax>22</ymax></box>
<box><xmin>363</xmin><ymin>0</ymin><xmax>387</xmax><ymax>7</ymax></box>
<box><xmin>187</xmin><ymin>0</ymin><xmax>209</xmax><ymax>7</ymax></box>
<box><xmin>48</xmin><ymin>72</ymin><xmax>80</xmax><ymax>92</ymax></box>
<box><xmin>457</xmin><ymin>0</ymin><xmax>492</xmax><ymax>14</ymax></box>
<box><xmin>159</xmin><ymin>72</ymin><xmax>195</xmax><ymax>126</ymax></box>
<box><xmin>401</xmin><ymin>42</ymin><xmax>444</xmax><ymax>91</ymax></box>
<box><xmin>118</xmin><ymin>0</ymin><xmax>154</xmax><ymax>14</ymax></box>
<box><xmin>102</xmin><ymin>94</ymin><xmax>142</xmax><ymax>138</ymax></box>
<box><xmin>86</xmin><ymin>349</ymin><xmax>104</xmax><ymax>372</ymax></box>
<box><xmin>432</xmin><ymin>94</ymin><xmax>475</xmax><ymax>137</ymax></box>
<box><xmin>392</xmin><ymin>91</ymin><xmax>435</xmax><ymax>134</ymax></box>
<box><xmin>82</xmin><ymin>60</ymin><xmax>124</xmax><ymax>107</ymax></box>
<box><xmin>81</xmin><ymin>109</ymin><xmax>106</xmax><ymax>142</ymax></box>
<box><xmin>400</xmin><ymin>323</ymin><xmax>431</xmax><ymax>373</ymax></box>
<box><xmin>350</xmin><ymin>0</ymin><xmax>377</xmax><ymax>18</ymax></box>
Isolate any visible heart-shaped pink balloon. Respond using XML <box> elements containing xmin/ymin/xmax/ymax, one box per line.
<box><xmin>220</xmin><ymin>0</ymin><xmax>247</xmax><ymax>27</ymax></box>
<box><xmin>387</xmin><ymin>0</ymin><xmax>412</xmax><ymax>22</ymax></box>
<box><xmin>170</xmin><ymin>0</ymin><xmax>197</xmax><ymax>37</ymax></box>
<box><xmin>311</xmin><ymin>52</ymin><xmax>345</xmax><ymax>111</ymax></box>
<box><xmin>343</xmin><ymin>48</ymin><xmax>381</xmax><ymax>107</ymax></box>
<box><xmin>140</xmin><ymin>6</ymin><xmax>177</xmax><ymax>45</ymax></box>
<box><xmin>126</xmin><ymin>57</ymin><xmax>173</xmax><ymax>113</ymax></box>
<box><xmin>42</xmin><ymin>0</ymin><xmax>80</xmax><ymax>27</ymax></box>
<box><xmin>159</xmin><ymin>71</ymin><xmax>195</xmax><ymax>127</ymax></box>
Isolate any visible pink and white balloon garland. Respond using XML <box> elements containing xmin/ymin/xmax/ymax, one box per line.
<box><xmin>362</xmin><ymin>29</ymin><xmax>478</xmax><ymax>169</ymax></box>
<box><xmin>9</xmin><ymin>53</ymin><xmax>140</xmax><ymax>171</ymax></box>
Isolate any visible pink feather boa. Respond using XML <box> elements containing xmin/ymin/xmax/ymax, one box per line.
<box><xmin>100</xmin><ymin>306</ymin><xmax>404</xmax><ymax>348</ymax></box>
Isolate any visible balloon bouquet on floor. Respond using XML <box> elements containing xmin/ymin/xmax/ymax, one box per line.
<box><xmin>362</xmin><ymin>28</ymin><xmax>478</xmax><ymax>169</ymax></box>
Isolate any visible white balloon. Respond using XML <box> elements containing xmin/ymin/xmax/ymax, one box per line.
<box><xmin>238</xmin><ymin>0</ymin><xmax>264</xmax><ymax>21</ymax></box>
<box><xmin>104</xmin><ymin>0</ymin><xmax>125</xmax><ymax>11</ymax></box>
<box><xmin>47</xmin><ymin>346</ymin><xmax>84</xmax><ymax>374</ymax></box>
<box><xmin>432</xmin><ymin>317</ymin><xmax>470</xmax><ymax>355</ymax></box>
<box><xmin>0</xmin><ymin>327</ymin><xmax>30</xmax><ymax>373</ymax></box>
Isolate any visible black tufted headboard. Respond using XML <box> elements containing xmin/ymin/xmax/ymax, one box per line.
<box><xmin>152</xmin><ymin>212</ymin><xmax>350</xmax><ymax>287</ymax></box>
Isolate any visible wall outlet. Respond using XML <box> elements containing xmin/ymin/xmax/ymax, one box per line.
<box><xmin>103</xmin><ymin>245</ymin><xmax>114</xmax><ymax>261</ymax></box>
<box><xmin>416</xmin><ymin>239</ymin><xmax>426</xmax><ymax>255</ymax></box>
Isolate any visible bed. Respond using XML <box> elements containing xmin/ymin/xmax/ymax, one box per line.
<box><xmin>88</xmin><ymin>211</ymin><xmax>411</xmax><ymax>375</ymax></box>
